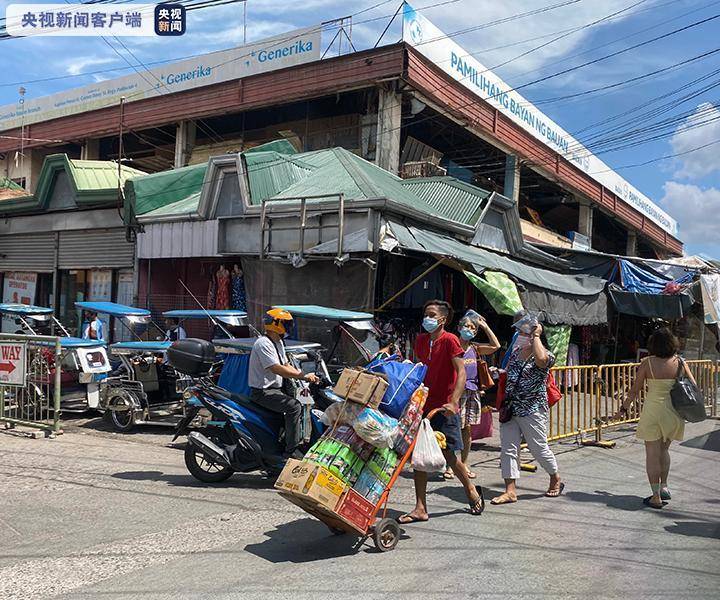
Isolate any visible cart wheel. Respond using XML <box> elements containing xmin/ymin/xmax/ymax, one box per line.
<box><xmin>373</xmin><ymin>518</ymin><xmax>400</xmax><ymax>552</ymax></box>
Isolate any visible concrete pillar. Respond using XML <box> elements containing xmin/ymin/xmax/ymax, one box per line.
<box><xmin>578</xmin><ymin>200</ymin><xmax>594</xmax><ymax>239</ymax></box>
<box><xmin>503</xmin><ymin>154</ymin><xmax>520</xmax><ymax>203</ymax></box>
<box><xmin>626</xmin><ymin>230</ymin><xmax>638</xmax><ymax>256</ymax></box>
<box><xmin>375</xmin><ymin>87</ymin><xmax>401</xmax><ymax>175</ymax></box>
<box><xmin>80</xmin><ymin>138</ymin><xmax>100</xmax><ymax>160</ymax></box>
<box><xmin>174</xmin><ymin>120</ymin><xmax>197</xmax><ymax>168</ymax></box>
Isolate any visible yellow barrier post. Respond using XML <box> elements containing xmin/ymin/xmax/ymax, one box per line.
<box><xmin>582</xmin><ymin>365</ymin><xmax>616</xmax><ymax>448</ymax></box>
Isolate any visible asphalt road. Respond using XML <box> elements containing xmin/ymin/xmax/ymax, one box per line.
<box><xmin>0</xmin><ymin>415</ymin><xmax>718</xmax><ymax>600</ymax></box>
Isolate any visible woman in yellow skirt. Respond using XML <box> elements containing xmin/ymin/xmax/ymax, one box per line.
<box><xmin>614</xmin><ymin>328</ymin><xmax>696</xmax><ymax>509</ymax></box>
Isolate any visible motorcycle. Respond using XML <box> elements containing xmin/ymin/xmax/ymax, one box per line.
<box><xmin>169</xmin><ymin>338</ymin><xmax>342</xmax><ymax>483</ymax></box>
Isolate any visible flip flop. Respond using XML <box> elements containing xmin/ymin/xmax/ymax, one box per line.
<box><xmin>490</xmin><ymin>493</ymin><xmax>517</xmax><ymax>505</ymax></box>
<box><xmin>660</xmin><ymin>488</ymin><xmax>672</xmax><ymax>501</ymax></box>
<box><xmin>643</xmin><ymin>496</ymin><xmax>666</xmax><ymax>509</ymax></box>
<box><xmin>397</xmin><ymin>514</ymin><xmax>429</xmax><ymax>525</ymax></box>
<box><xmin>466</xmin><ymin>471</ymin><xmax>477</xmax><ymax>479</ymax></box>
<box><xmin>545</xmin><ymin>482</ymin><xmax>565</xmax><ymax>498</ymax></box>
<box><xmin>443</xmin><ymin>471</ymin><xmax>455</xmax><ymax>480</ymax></box>
<box><xmin>469</xmin><ymin>485</ymin><xmax>485</xmax><ymax>515</ymax></box>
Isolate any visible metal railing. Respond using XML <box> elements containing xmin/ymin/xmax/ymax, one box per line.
<box><xmin>546</xmin><ymin>359</ymin><xmax>719</xmax><ymax>445</ymax></box>
<box><xmin>0</xmin><ymin>333</ymin><xmax>62</xmax><ymax>434</ymax></box>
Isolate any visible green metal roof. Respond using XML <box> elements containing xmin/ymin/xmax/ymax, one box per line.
<box><xmin>401</xmin><ymin>177</ymin><xmax>492</xmax><ymax>225</ymax></box>
<box><xmin>131</xmin><ymin>141</ymin><xmax>495</xmax><ymax>229</ymax></box>
<box><xmin>125</xmin><ymin>162</ymin><xmax>207</xmax><ymax>220</ymax></box>
<box><xmin>0</xmin><ymin>154</ymin><xmax>146</xmax><ymax>215</ymax></box>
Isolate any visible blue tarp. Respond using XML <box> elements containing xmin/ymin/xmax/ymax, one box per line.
<box><xmin>217</xmin><ymin>354</ymin><xmax>251</xmax><ymax>396</ymax></box>
<box><xmin>618</xmin><ymin>260</ymin><xmax>670</xmax><ymax>294</ymax></box>
<box><xmin>35</xmin><ymin>337</ymin><xmax>106</xmax><ymax>348</ymax></box>
<box><xmin>275</xmin><ymin>305</ymin><xmax>374</xmax><ymax>321</ymax></box>
<box><xmin>110</xmin><ymin>341</ymin><xmax>173</xmax><ymax>352</ymax></box>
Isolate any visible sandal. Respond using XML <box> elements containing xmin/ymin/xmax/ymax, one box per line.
<box><xmin>545</xmin><ymin>482</ymin><xmax>565</xmax><ymax>498</ymax></box>
<box><xmin>443</xmin><ymin>470</ymin><xmax>455</xmax><ymax>480</ymax></box>
<box><xmin>490</xmin><ymin>492</ymin><xmax>517</xmax><ymax>505</ymax></box>
<box><xmin>466</xmin><ymin>470</ymin><xmax>477</xmax><ymax>479</ymax></box>
<box><xmin>397</xmin><ymin>513</ymin><xmax>429</xmax><ymax>524</ymax></box>
<box><xmin>643</xmin><ymin>496</ymin><xmax>665</xmax><ymax>510</ymax></box>
<box><xmin>469</xmin><ymin>486</ymin><xmax>485</xmax><ymax>515</ymax></box>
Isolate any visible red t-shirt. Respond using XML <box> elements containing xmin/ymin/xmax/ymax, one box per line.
<box><xmin>414</xmin><ymin>330</ymin><xmax>464</xmax><ymax>413</ymax></box>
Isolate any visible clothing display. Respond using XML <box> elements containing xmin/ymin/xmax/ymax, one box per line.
<box><xmin>231</xmin><ymin>269</ymin><xmax>247</xmax><ymax>311</ymax></box>
<box><xmin>216</xmin><ymin>267</ymin><xmax>231</xmax><ymax>310</ymax></box>
<box><xmin>402</xmin><ymin>263</ymin><xmax>444</xmax><ymax>308</ymax></box>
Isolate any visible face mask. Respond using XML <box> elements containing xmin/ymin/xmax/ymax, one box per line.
<box><xmin>422</xmin><ymin>317</ymin><xmax>439</xmax><ymax>333</ymax></box>
<box><xmin>459</xmin><ymin>327</ymin><xmax>475</xmax><ymax>341</ymax></box>
<box><xmin>515</xmin><ymin>334</ymin><xmax>532</xmax><ymax>350</ymax></box>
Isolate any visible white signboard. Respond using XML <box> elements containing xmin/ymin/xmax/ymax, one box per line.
<box><xmin>402</xmin><ymin>3</ymin><xmax>678</xmax><ymax>236</ymax></box>
<box><xmin>77</xmin><ymin>346</ymin><xmax>111</xmax><ymax>374</ymax></box>
<box><xmin>0</xmin><ymin>341</ymin><xmax>26</xmax><ymax>386</ymax></box>
<box><xmin>0</xmin><ymin>25</ymin><xmax>321</xmax><ymax>131</ymax></box>
<box><xmin>2</xmin><ymin>272</ymin><xmax>38</xmax><ymax>333</ymax></box>
<box><xmin>700</xmin><ymin>274</ymin><xmax>720</xmax><ymax>324</ymax></box>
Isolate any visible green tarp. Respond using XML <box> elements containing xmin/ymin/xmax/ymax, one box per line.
<box><xmin>465</xmin><ymin>270</ymin><xmax>523</xmax><ymax>316</ymax></box>
<box><xmin>545</xmin><ymin>324</ymin><xmax>572</xmax><ymax>367</ymax></box>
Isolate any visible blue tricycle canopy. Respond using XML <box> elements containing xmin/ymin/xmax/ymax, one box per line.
<box><xmin>110</xmin><ymin>341</ymin><xmax>173</xmax><ymax>352</ymax></box>
<box><xmin>0</xmin><ymin>303</ymin><xmax>53</xmax><ymax>317</ymax></box>
<box><xmin>75</xmin><ymin>301</ymin><xmax>151</xmax><ymax>319</ymax></box>
<box><xmin>274</xmin><ymin>305</ymin><xmax>374</xmax><ymax>322</ymax></box>
<box><xmin>162</xmin><ymin>309</ymin><xmax>247</xmax><ymax>326</ymax></box>
<box><xmin>35</xmin><ymin>336</ymin><xmax>106</xmax><ymax>349</ymax></box>
<box><xmin>212</xmin><ymin>337</ymin><xmax>322</xmax><ymax>354</ymax></box>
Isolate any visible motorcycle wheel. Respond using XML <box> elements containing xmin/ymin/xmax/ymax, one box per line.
<box><xmin>184</xmin><ymin>442</ymin><xmax>234</xmax><ymax>483</ymax></box>
<box><xmin>104</xmin><ymin>392</ymin><xmax>136</xmax><ymax>432</ymax></box>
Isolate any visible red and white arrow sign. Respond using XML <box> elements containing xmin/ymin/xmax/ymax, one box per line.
<box><xmin>0</xmin><ymin>342</ymin><xmax>25</xmax><ymax>386</ymax></box>
<box><xmin>0</xmin><ymin>362</ymin><xmax>16</xmax><ymax>374</ymax></box>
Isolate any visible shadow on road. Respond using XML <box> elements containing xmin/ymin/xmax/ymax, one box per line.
<box><xmin>244</xmin><ymin>518</ymin><xmax>369</xmax><ymax>562</ymax></box>
<box><xmin>664</xmin><ymin>521</ymin><xmax>720</xmax><ymax>539</ymax></box>
<box><xmin>111</xmin><ymin>470</ymin><xmax>274</xmax><ymax>490</ymax></box>
<box><xmin>681</xmin><ymin>428</ymin><xmax>720</xmax><ymax>453</ymax></box>
<box><xmin>566</xmin><ymin>490</ymin><xmax>645</xmax><ymax>511</ymax></box>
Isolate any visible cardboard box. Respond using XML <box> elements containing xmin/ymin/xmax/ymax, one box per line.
<box><xmin>334</xmin><ymin>368</ymin><xmax>388</xmax><ymax>409</ymax></box>
<box><xmin>337</xmin><ymin>488</ymin><xmax>376</xmax><ymax>531</ymax></box>
<box><xmin>275</xmin><ymin>459</ymin><xmax>346</xmax><ymax>511</ymax></box>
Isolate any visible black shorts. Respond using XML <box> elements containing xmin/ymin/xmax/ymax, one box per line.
<box><xmin>430</xmin><ymin>412</ymin><xmax>463</xmax><ymax>453</ymax></box>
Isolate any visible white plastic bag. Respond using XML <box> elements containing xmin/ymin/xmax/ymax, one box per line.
<box><xmin>411</xmin><ymin>419</ymin><xmax>446</xmax><ymax>472</ymax></box>
<box><xmin>353</xmin><ymin>408</ymin><xmax>398</xmax><ymax>448</ymax></box>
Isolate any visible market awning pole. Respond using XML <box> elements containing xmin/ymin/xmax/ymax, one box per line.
<box><xmin>376</xmin><ymin>258</ymin><xmax>445</xmax><ymax>311</ymax></box>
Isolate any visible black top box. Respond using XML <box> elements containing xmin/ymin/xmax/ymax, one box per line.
<box><xmin>167</xmin><ymin>338</ymin><xmax>216</xmax><ymax>376</ymax></box>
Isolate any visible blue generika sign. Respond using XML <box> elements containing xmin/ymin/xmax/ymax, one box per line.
<box><xmin>0</xmin><ymin>25</ymin><xmax>320</xmax><ymax>132</ymax></box>
<box><xmin>402</xmin><ymin>3</ymin><xmax>678</xmax><ymax>237</ymax></box>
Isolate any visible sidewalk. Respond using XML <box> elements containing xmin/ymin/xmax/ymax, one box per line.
<box><xmin>0</xmin><ymin>418</ymin><xmax>718</xmax><ymax>599</ymax></box>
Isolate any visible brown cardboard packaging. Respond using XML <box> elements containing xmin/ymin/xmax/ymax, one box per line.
<box><xmin>336</xmin><ymin>488</ymin><xmax>376</xmax><ymax>531</ymax></box>
<box><xmin>275</xmin><ymin>459</ymin><xmax>346</xmax><ymax>511</ymax></box>
<box><xmin>334</xmin><ymin>368</ymin><xmax>388</xmax><ymax>409</ymax></box>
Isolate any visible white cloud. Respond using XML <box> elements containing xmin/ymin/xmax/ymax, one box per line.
<box><xmin>660</xmin><ymin>181</ymin><xmax>720</xmax><ymax>251</ymax></box>
<box><xmin>670</xmin><ymin>102</ymin><xmax>720</xmax><ymax>180</ymax></box>
<box><xmin>65</xmin><ymin>56</ymin><xmax>117</xmax><ymax>76</ymax></box>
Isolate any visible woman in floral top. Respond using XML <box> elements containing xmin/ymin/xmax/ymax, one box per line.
<box><xmin>491</xmin><ymin>321</ymin><xmax>563</xmax><ymax>504</ymax></box>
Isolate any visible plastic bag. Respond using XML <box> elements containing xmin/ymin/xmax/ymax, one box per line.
<box><xmin>411</xmin><ymin>419</ymin><xmax>446</xmax><ymax>472</ymax></box>
<box><xmin>365</xmin><ymin>357</ymin><xmax>427</xmax><ymax>418</ymax></box>
<box><xmin>320</xmin><ymin>400</ymin><xmax>364</xmax><ymax>427</ymax></box>
<box><xmin>353</xmin><ymin>407</ymin><xmax>398</xmax><ymax>448</ymax></box>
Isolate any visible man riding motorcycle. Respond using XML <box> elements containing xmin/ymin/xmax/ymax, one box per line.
<box><xmin>248</xmin><ymin>308</ymin><xmax>319</xmax><ymax>458</ymax></box>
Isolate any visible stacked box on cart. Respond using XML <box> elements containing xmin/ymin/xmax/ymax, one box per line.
<box><xmin>274</xmin><ymin>459</ymin><xmax>346</xmax><ymax>511</ymax></box>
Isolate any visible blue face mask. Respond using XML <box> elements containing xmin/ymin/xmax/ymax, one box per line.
<box><xmin>422</xmin><ymin>317</ymin><xmax>439</xmax><ymax>333</ymax></box>
<box><xmin>459</xmin><ymin>327</ymin><xmax>475</xmax><ymax>341</ymax></box>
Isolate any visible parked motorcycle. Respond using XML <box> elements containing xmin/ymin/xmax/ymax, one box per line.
<box><xmin>169</xmin><ymin>338</ymin><xmax>341</xmax><ymax>483</ymax></box>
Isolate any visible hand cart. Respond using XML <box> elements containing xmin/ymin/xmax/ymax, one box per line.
<box><xmin>277</xmin><ymin>406</ymin><xmax>440</xmax><ymax>552</ymax></box>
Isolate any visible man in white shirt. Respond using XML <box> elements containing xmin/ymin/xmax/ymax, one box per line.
<box><xmin>248</xmin><ymin>308</ymin><xmax>318</xmax><ymax>457</ymax></box>
<box><xmin>82</xmin><ymin>311</ymin><xmax>105</xmax><ymax>342</ymax></box>
<box><xmin>164</xmin><ymin>317</ymin><xmax>187</xmax><ymax>342</ymax></box>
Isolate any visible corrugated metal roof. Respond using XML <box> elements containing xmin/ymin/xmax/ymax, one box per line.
<box><xmin>141</xmin><ymin>191</ymin><xmax>202</xmax><ymax>218</ymax></box>
<box><xmin>401</xmin><ymin>177</ymin><xmax>491</xmax><ymax>226</ymax></box>
<box><xmin>69</xmin><ymin>159</ymin><xmax>145</xmax><ymax>191</ymax></box>
<box><xmin>245</xmin><ymin>152</ymin><xmax>314</xmax><ymax>204</ymax></box>
<box><xmin>129</xmin><ymin>162</ymin><xmax>207</xmax><ymax>216</ymax></box>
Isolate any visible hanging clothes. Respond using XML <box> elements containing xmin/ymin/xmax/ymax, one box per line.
<box><xmin>216</xmin><ymin>267</ymin><xmax>231</xmax><ymax>310</ymax></box>
<box><xmin>232</xmin><ymin>271</ymin><xmax>247</xmax><ymax>311</ymax></box>
<box><xmin>207</xmin><ymin>275</ymin><xmax>217</xmax><ymax>310</ymax></box>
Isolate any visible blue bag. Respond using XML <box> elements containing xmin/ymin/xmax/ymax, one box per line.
<box><xmin>366</xmin><ymin>356</ymin><xmax>427</xmax><ymax>419</ymax></box>
<box><xmin>217</xmin><ymin>353</ymin><xmax>251</xmax><ymax>396</ymax></box>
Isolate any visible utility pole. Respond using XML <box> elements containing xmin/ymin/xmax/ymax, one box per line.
<box><xmin>243</xmin><ymin>0</ymin><xmax>247</xmax><ymax>45</ymax></box>
<box><xmin>18</xmin><ymin>86</ymin><xmax>26</xmax><ymax>189</ymax></box>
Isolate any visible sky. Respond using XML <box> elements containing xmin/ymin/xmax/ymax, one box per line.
<box><xmin>1</xmin><ymin>0</ymin><xmax>719</xmax><ymax>257</ymax></box>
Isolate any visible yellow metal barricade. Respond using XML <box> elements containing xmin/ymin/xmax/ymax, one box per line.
<box><xmin>547</xmin><ymin>365</ymin><xmax>599</xmax><ymax>442</ymax></box>
<box><xmin>685</xmin><ymin>360</ymin><xmax>718</xmax><ymax>417</ymax></box>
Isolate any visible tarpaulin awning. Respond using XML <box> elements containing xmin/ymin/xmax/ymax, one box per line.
<box><xmin>619</xmin><ymin>260</ymin><xmax>670</xmax><ymax>294</ymax></box>
<box><xmin>608</xmin><ymin>284</ymin><xmax>693</xmax><ymax>319</ymax></box>
<box><xmin>518</xmin><ymin>283</ymin><xmax>608</xmax><ymax>325</ymax></box>
<box><xmin>465</xmin><ymin>270</ymin><xmax>523</xmax><ymax>316</ymax></box>
<box><xmin>386</xmin><ymin>220</ymin><xmax>606</xmax><ymax>296</ymax></box>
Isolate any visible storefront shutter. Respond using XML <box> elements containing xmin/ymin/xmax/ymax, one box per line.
<box><xmin>0</xmin><ymin>232</ymin><xmax>56</xmax><ymax>272</ymax></box>
<box><xmin>58</xmin><ymin>228</ymin><xmax>135</xmax><ymax>269</ymax></box>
